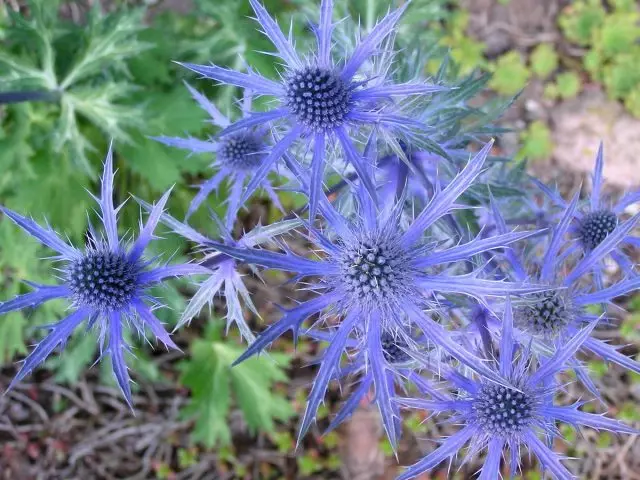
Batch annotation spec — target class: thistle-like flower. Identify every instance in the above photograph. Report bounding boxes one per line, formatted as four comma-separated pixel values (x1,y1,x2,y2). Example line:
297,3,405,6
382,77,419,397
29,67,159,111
153,83,282,228
202,141,543,439
178,0,445,218
533,143,640,281
0,147,209,406
486,193,640,388
137,197,301,343
396,300,638,480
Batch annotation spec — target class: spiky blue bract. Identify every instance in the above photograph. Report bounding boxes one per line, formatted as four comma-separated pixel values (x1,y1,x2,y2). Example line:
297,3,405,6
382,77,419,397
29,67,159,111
396,300,638,480
178,0,447,219
485,191,640,387
136,195,302,343
306,325,432,447
153,84,283,228
0,146,209,407
532,142,640,281
202,141,545,442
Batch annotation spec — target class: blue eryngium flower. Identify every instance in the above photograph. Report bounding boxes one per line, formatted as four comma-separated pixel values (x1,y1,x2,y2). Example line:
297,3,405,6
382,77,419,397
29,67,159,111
205,141,543,439
179,0,444,218
487,192,640,387
396,301,638,480
137,196,302,343
533,142,640,281
153,83,282,228
0,147,209,406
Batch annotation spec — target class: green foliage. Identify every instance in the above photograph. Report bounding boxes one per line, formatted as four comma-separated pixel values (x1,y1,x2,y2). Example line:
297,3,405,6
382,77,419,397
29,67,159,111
530,43,559,79
179,322,294,448
517,121,553,162
558,1,606,46
440,10,487,76
555,71,582,99
559,1,640,116
0,0,148,175
489,52,530,96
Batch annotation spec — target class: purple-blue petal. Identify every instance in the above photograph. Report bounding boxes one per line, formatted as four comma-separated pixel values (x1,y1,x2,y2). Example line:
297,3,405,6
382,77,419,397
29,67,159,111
108,310,133,408
248,0,302,68
0,285,70,315
297,310,358,442
233,293,339,365
0,207,80,260
402,141,493,247
396,426,477,480
9,307,90,389
177,62,283,95
341,3,408,81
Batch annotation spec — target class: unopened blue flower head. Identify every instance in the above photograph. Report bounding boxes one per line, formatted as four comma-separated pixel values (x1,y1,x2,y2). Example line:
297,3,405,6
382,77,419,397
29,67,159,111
178,0,445,219
0,146,209,406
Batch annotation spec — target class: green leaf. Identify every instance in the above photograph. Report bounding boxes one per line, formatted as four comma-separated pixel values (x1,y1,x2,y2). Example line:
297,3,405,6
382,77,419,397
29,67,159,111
597,12,640,59
555,71,582,99
0,311,27,363
559,2,606,46
179,322,294,448
59,7,148,89
583,49,603,80
530,43,558,79
48,332,97,384
118,87,209,191
517,121,553,162
624,87,640,118
603,53,640,98
489,52,530,96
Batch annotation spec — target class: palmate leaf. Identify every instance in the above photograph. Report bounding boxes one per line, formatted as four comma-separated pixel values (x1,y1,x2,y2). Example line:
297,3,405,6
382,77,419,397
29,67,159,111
58,5,149,90
179,322,294,448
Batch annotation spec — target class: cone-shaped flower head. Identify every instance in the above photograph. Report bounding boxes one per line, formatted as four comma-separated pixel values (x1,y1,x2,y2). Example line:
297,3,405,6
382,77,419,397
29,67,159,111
532,143,639,282
0,146,209,406
202,141,544,441
153,84,282,228
485,190,640,390
178,0,445,218
396,300,638,480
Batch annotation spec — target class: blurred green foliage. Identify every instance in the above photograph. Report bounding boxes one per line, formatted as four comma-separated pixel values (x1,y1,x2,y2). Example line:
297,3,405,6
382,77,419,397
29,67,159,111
559,0,640,116
517,121,553,162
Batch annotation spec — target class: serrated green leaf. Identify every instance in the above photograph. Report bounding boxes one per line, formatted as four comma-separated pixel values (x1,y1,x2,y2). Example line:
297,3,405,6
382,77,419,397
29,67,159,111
179,322,293,448
59,7,148,89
